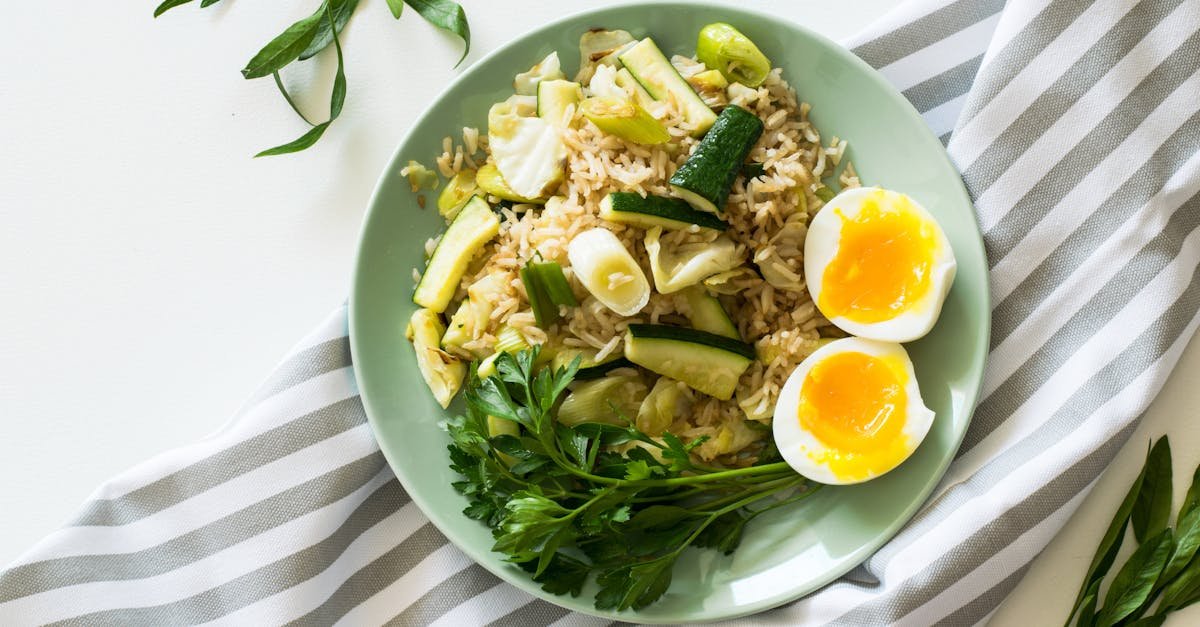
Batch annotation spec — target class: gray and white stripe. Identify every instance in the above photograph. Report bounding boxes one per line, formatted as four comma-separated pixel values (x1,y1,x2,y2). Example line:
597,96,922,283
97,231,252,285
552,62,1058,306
3,0,1199,624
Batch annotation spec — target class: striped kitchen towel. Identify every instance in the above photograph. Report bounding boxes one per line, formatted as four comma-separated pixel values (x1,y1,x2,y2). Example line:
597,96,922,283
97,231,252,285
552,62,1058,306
3,0,1199,624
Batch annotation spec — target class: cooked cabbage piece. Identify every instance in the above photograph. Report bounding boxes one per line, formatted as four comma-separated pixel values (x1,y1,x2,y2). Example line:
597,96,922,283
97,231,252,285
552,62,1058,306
644,227,743,293
575,29,637,84
514,52,566,96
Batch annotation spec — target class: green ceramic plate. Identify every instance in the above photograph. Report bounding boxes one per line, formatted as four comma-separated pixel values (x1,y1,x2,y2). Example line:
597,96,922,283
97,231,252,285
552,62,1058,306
350,2,989,623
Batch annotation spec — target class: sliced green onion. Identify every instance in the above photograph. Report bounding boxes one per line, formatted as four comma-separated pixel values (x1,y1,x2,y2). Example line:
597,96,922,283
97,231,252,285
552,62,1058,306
696,23,772,88
494,325,530,354
531,261,578,306
580,97,670,145
520,265,558,328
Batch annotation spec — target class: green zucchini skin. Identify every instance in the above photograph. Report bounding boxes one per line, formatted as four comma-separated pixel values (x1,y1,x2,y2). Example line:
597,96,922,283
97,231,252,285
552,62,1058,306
624,324,755,399
669,105,764,213
600,192,729,231
574,357,636,380
626,324,755,360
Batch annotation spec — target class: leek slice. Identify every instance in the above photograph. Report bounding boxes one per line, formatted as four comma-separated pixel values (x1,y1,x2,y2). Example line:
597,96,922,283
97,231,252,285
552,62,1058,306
580,97,670,145
567,228,651,316
696,23,772,88
557,375,647,427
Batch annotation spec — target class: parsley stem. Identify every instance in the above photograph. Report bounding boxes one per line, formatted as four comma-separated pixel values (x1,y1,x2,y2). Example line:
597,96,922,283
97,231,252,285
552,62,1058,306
692,476,805,512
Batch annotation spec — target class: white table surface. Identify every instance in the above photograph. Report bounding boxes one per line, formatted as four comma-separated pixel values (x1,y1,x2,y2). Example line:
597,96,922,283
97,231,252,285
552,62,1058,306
2,1,1196,624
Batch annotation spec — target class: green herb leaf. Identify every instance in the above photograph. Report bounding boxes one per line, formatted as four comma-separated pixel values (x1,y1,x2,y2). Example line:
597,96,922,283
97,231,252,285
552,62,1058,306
241,3,327,79
1158,505,1200,594
1066,448,1150,623
254,121,330,157
693,510,748,555
1096,528,1174,627
403,0,471,66
1159,552,1200,612
299,0,360,61
200,0,222,7
385,0,405,18
1180,462,1200,521
1125,616,1167,627
272,72,316,127
491,491,574,558
154,0,195,17
522,552,590,596
1133,437,1173,543
595,555,677,611
255,2,347,157
1077,578,1102,627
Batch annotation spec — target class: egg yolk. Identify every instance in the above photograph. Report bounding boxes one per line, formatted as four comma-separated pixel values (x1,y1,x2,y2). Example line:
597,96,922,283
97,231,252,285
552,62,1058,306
819,191,936,323
798,350,912,481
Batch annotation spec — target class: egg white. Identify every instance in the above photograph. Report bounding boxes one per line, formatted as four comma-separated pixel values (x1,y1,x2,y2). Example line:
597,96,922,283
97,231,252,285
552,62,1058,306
772,337,934,485
805,187,957,343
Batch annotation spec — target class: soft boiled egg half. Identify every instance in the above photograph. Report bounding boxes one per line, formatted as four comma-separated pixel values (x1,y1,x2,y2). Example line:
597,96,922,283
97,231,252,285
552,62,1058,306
773,337,934,484
805,187,956,343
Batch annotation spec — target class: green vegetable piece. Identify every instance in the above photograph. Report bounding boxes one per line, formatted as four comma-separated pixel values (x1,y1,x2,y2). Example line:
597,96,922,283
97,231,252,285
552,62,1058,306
815,185,836,202
532,261,578,307
581,97,671,145
476,163,548,203
1133,436,1173,543
404,0,471,67
414,196,500,312
494,325,530,355
741,162,766,179
438,170,478,218
668,105,764,214
696,23,772,88
1095,528,1173,627
520,265,558,328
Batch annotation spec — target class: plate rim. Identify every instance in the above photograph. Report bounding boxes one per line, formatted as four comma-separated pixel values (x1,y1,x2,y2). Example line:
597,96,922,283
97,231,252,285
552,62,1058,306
349,1,991,622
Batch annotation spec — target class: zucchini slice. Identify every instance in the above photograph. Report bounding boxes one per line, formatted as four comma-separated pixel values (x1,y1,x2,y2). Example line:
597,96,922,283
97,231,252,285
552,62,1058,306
537,79,582,127
682,286,740,339
551,347,635,380
599,192,728,231
669,105,764,213
407,308,467,408
437,169,478,220
413,196,500,313
619,38,717,136
624,324,754,400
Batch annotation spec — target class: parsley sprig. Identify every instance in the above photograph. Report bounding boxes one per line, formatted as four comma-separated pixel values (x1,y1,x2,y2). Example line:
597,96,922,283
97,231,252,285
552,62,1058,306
446,348,817,611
